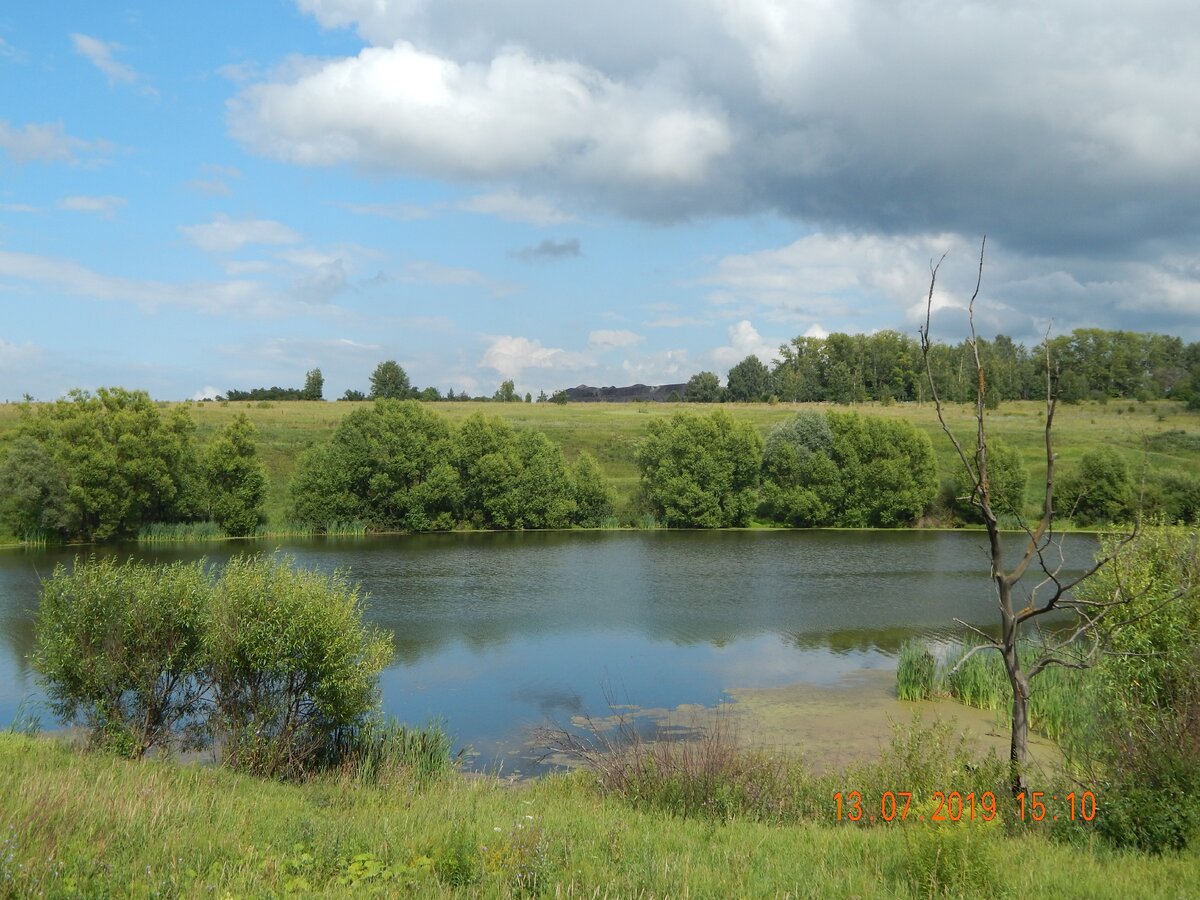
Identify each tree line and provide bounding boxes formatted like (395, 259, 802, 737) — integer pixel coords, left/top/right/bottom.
(222, 361, 536, 405)
(2, 389, 1196, 544)
(683, 327, 1200, 406)
(0, 388, 266, 542)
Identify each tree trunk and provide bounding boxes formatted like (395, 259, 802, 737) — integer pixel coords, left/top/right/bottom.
(1006, 660, 1030, 795)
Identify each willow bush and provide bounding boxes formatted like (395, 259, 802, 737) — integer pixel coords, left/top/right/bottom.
(32, 554, 393, 778)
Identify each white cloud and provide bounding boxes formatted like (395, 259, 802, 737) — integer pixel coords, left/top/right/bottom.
(803, 323, 829, 340)
(336, 200, 431, 220)
(229, 42, 731, 190)
(0, 338, 42, 370)
(399, 260, 514, 295)
(706, 232, 969, 325)
(480, 335, 590, 379)
(57, 194, 127, 216)
(180, 216, 302, 253)
(0, 249, 333, 317)
(646, 314, 709, 328)
(620, 348, 690, 383)
(0, 120, 109, 165)
(69, 33, 139, 87)
(0, 202, 38, 213)
(458, 190, 575, 226)
(710, 320, 782, 368)
(588, 329, 642, 351)
(191, 386, 224, 401)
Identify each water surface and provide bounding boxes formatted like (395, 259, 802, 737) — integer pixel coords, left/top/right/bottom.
(0, 530, 1096, 773)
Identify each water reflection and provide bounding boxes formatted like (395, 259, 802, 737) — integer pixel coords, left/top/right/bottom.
(0, 530, 1096, 772)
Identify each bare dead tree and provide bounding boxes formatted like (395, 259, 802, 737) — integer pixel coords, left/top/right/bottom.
(917, 237, 1160, 796)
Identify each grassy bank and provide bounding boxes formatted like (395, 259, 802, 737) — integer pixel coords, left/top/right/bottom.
(1, 397, 1196, 538)
(1, 732, 1197, 898)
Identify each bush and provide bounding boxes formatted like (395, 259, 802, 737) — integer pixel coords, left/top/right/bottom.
(203, 414, 267, 536)
(570, 451, 616, 527)
(33, 557, 210, 757)
(205, 556, 393, 779)
(1059, 447, 1132, 525)
(635, 410, 762, 527)
(1072, 528, 1200, 851)
(32, 554, 395, 779)
(950, 437, 1028, 522)
(759, 411, 938, 527)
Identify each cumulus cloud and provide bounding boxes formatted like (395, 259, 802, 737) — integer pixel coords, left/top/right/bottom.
(57, 194, 127, 216)
(180, 216, 302, 253)
(710, 320, 782, 368)
(0, 120, 110, 165)
(229, 41, 732, 193)
(512, 238, 580, 263)
(588, 329, 642, 351)
(480, 335, 590, 379)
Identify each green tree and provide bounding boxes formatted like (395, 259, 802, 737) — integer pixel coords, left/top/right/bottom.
(33, 557, 210, 757)
(951, 437, 1027, 522)
(340, 388, 366, 401)
(290, 400, 460, 531)
(9, 388, 203, 541)
(759, 412, 840, 525)
(683, 371, 723, 403)
(1062, 448, 1132, 525)
(826, 411, 937, 526)
(571, 451, 616, 526)
(302, 368, 324, 401)
(759, 411, 937, 527)
(204, 414, 268, 536)
(725, 355, 771, 402)
(494, 379, 519, 402)
(0, 434, 77, 538)
(369, 360, 412, 400)
(636, 410, 762, 527)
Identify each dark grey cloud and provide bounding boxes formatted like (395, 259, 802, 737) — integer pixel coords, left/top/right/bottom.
(512, 238, 581, 263)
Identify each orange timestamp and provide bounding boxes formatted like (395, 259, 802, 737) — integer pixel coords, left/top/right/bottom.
(834, 790, 1098, 824)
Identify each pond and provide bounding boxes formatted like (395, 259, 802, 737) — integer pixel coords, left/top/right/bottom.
(0, 530, 1097, 774)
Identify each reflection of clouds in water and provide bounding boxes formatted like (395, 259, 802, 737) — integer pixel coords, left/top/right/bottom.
(696, 634, 890, 688)
(514, 684, 584, 718)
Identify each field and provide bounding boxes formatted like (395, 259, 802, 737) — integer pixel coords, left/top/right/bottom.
(1, 732, 1197, 898)
(1, 397, 1197, 534)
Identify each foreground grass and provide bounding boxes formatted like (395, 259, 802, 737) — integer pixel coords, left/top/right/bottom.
(1, 397, 1197, 540)
(1, 733, 1196, 898)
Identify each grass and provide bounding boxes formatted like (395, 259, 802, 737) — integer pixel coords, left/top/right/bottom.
(1, 729, 1196, 897)
(2, 397, 1198, 541)
(897, 639, 1094, 743)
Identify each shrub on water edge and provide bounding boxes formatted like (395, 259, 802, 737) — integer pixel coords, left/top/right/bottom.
(324, 717, 460, 785)
(32, 554, 394, 778)
(33, 557, 211, 757)
(205, 556, 393, 779)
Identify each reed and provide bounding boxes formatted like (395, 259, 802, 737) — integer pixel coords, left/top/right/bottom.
(136, 521, 226, 543)
(897, 638, 1094, 743)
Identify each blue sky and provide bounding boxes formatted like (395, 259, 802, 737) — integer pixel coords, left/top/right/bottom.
(3, 2, 1200, 401)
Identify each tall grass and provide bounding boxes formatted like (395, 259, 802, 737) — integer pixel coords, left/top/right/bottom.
(326, 718, 461, 785)
(896, 638, 1094, 742)
(137, 521, 227, 543)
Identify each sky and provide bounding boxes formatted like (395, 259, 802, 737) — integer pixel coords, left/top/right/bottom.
(2, 1, 1199, 401)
